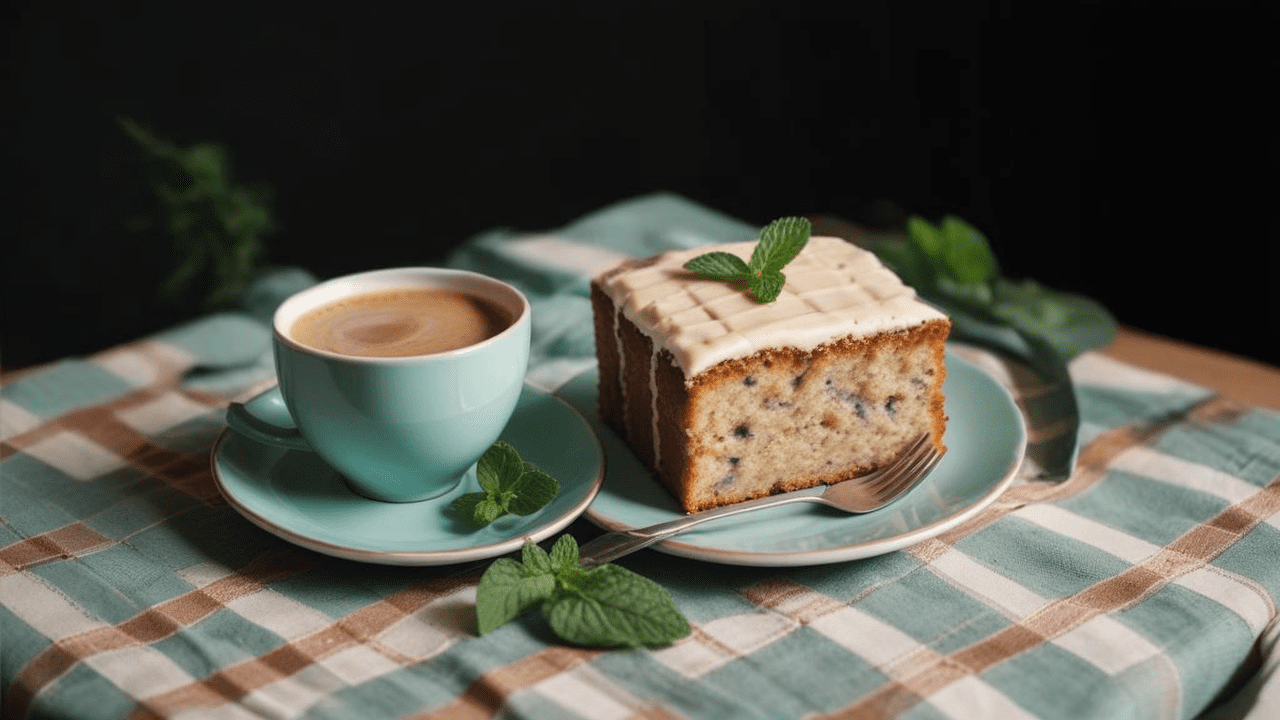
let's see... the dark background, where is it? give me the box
[8,2,1278,371]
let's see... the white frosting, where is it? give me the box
[596,236,947,378]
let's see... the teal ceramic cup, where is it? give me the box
[226,267,531,502]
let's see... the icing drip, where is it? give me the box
[596,236,948,379]
[650,344,661,471]
[613,306,626,418]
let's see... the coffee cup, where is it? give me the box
[226,267,531,502]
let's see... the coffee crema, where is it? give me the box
[289,287,513,357]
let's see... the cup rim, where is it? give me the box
[272,267,531,362]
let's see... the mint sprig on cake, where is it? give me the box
[683,216,812,302]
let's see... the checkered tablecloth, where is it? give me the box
[3,194,1279,720]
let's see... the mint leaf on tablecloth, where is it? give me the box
[684,216,811,302]
[475,557,556,635]
[474,536,691,648]
[548,533,580,572]
[448,442,560,527]
[544,563,691,649]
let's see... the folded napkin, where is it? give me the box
[1,192,1277,720]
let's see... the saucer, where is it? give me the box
[556,349,1026,566]
[211,383,604,566]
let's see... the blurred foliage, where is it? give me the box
[119,117,275,309]
[869,215,1117,365]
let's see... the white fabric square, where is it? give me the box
[809,606,924,668]
[91,349,162,388]
[177,561,234,588]
[1055,615,1161,675]
[0,572,105,638]
[929,675,1038,720]
[237,667,333,720]
[23,431,127,481]
[227,590,333,641]
[84,646,194,698]
[116,392,212,436]
[0,398,41,440]
[375,587,474,661]
[538,665,639,720]
[321,645,402,686]
[654,612,794,678]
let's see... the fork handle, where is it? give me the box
[578,487,824,565]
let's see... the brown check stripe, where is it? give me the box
[2,547,315,719]
[3,316,1271,719]
[821,451,1280,716]
[733,397,1266,720]
[0,385,232,503]
[121,571,479,719]
[0,521,115,575]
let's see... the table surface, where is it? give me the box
[3,196,1279,720]
[1104,326,1280,412]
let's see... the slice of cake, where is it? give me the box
[590,234,951,513]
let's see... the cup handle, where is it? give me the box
[226,386,313,451]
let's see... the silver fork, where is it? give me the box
[578,433,945,566]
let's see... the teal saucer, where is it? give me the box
[211,383,603,566]
[556,349,1027,566]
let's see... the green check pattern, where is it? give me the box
[2,193,1278,720]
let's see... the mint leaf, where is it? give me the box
[522,542,554,574]
[683,216,811,303]
[473,496,505,525]
[683,252,753,282]
[751,216,812,273]
[473,536,691,649]
[477,441,523,494]
[507,465,559,515]
[475,557,556,635]
[990,278,1118,361]
[938,216,1000,285]
[881,214,1116,364]
[545,563,691,648]
[548,534,579,572]
[749,269,786,303]
[447,441,560,527]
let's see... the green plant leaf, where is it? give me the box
[477,441,523,494]
[118,117,274,310]
[522,542,554,574]
[507,465,560,516]
[683,252,753,282]
[475,557,556,635]
[683,216,811,303]
[447,492,484,519]
[454,441,561,528]
[751,216,812,273]
[544,563,691,648]
[990,279,1118,361]
[749,269,787,303]
[879,214,1117,364]
[473,496,506,525]
[938,216,1000,284]
[548,534,579,572]
[473,537,691,648]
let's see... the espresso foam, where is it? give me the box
[290,288,512,357]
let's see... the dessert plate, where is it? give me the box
[556,349,1026,566]
[211,383,604,566]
